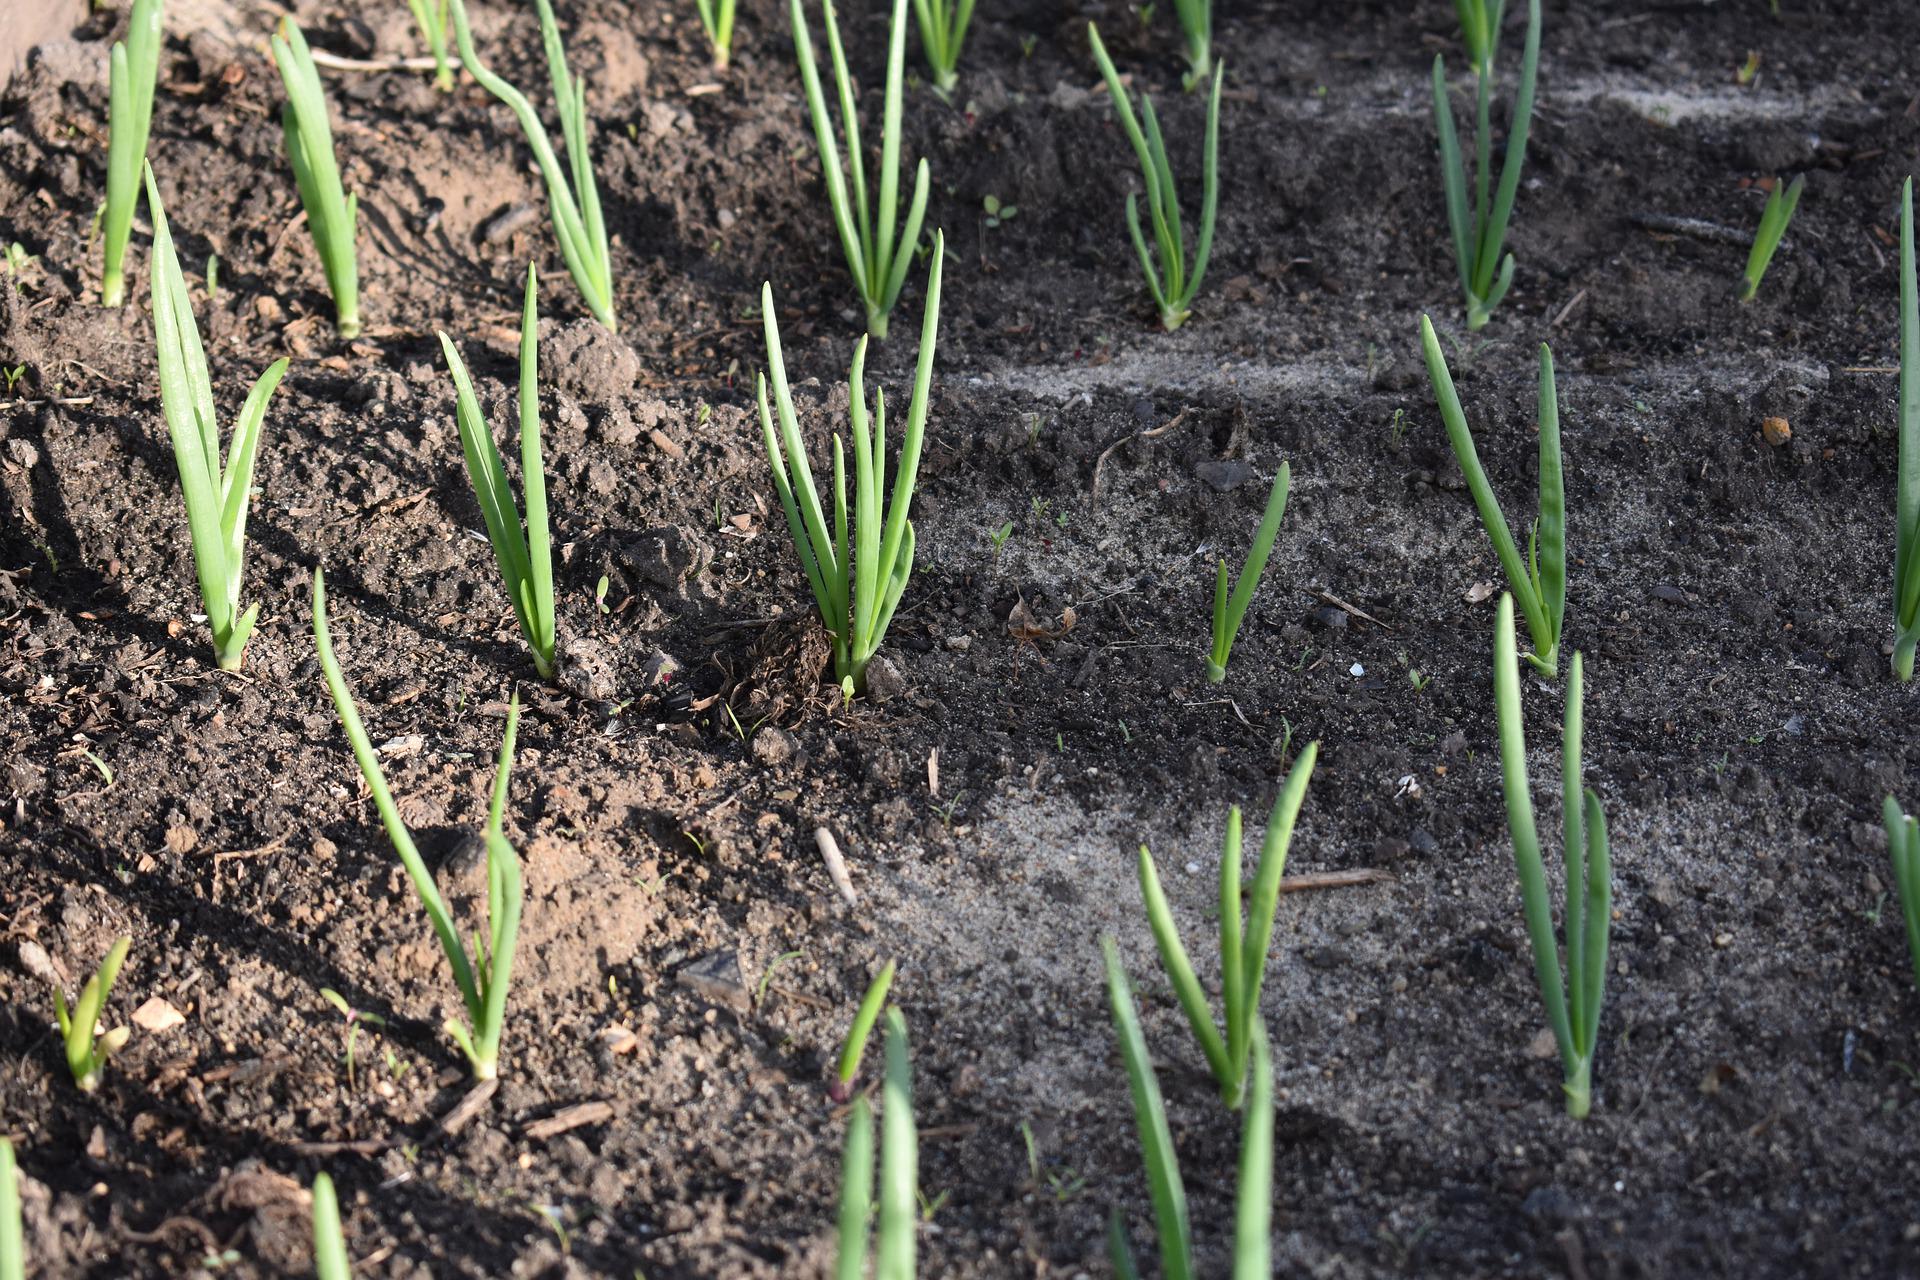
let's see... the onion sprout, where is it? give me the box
[52,936,131,1093]
[101,0,163,308]
[271,21,361,338]
[1207,463,1289,684]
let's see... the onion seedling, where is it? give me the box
[791,0,932,339]
[834,1008,917,1280]
[1882,797,1920,991]
[0,1139,20,1280]
[1171,0,1211,91]
[1430,0,1540,329]
[448,0,615,331]
[1087,24,1222,332]
[911,0,974,96]
[695,0,737,71]
[271,21,361,338]
[1492,593,1611,1118]
[408,0,455,91]
[439,264,556,679]
[145,164,288,672]
[311,569,524,1081]
[1892,179,1920,680]
[1740,175,1803,303]
[100,0,163,308]
[1206,462,1289,684]
[1420,315,1564,677]
[52,935,132,1093]
[1134,744,1315,1109]
[832,959,896,1101]
[311,1172,350,1280]
[1100,938,1274,1280]
[758,233,945,695]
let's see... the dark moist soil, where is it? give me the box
[4,0,1920,1276]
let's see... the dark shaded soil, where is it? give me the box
[5,0,1920,1276]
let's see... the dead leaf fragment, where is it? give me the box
[1007,598,1077,643]
[1761,416,1791,446]
[133,997,186,1033]
[1465,581,1497,604]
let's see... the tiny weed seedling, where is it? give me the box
[1207,462,1290,683]
[1101,937,1274,1279]
[101,0,163,308]
[448,0,615,330]
[1421,315,1566,676]
[53,936,132,1092]
[1891,179,1920,680]
[145,164,287,671]
[835,1008,917,1280]
[791,0,932,338]
[1881,797,1920,991]
[1430,0,1541,329]
[319,988,387,1091]
[982,194,1017,229]
[408,0,456,90]
[312,569,524,1080]
[272,21,361,337]
[912,0,976,95]
[439,264,558,679]
[1134,744,1316,1108]
[989,520,1014,560]
[1492,593,1612,1117]
[832,960,896,1101]
[1087,23,1222,332]
[1741,175,1804,302]
[758,235,944,694]
[312,1172,350,1280]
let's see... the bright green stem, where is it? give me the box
[1898,635,1917,683]
[1563,1055,1592,1119]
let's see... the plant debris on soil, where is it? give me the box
[4,0,1920,1277]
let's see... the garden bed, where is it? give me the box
[3,0,1920,1275]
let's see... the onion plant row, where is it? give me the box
[1431,0,1540,329]
[100,0,163,308]
[791,0,931,339]
[1133,744,1317,1109]
[312,570,523,1080]
[449,0,615,331]
[1493,593,1611,1117]
[1421,315,1565,677]
[758,233,945,694]
[439,264,557,679]
[1088,24,1222,333]
[272,21,361,338]
[147,164,287,672]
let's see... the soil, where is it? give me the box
[4,0,1920,1276]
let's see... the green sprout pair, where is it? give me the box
[101,0,163,308]
[408,0,456,91]
[146,164,287,672]
[1740,175,1804,302]
[1420,315,1566,677]
[911,0,975,95]
[1087,24,1221,332]
[696,0,737,70]
[449,0,615,331]
[272,21,361,338]
[834,1007,918,1279]
[1102,938,1272,1279]
[791,0,932,339]
[1891,178,1920,680]
[1206,463,1289,684]
[1493,593,1611,1117]
[312,1173,350,1279]
[1134,745,1317,1109]
[758,233,945,695]
[53,936,133,1093]
[1430,0,1540,329]
[439,264,557,679]
[1881,797,1920,991]
[312,570,524,1080]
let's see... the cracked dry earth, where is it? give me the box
[4,0,1920,1276]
